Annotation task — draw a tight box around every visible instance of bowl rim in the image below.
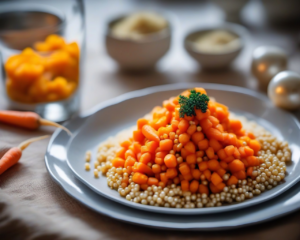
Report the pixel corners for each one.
[184,22,248,56]
[105,10,175,43]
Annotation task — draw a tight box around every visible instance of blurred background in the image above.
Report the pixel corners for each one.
[0,0,300,115]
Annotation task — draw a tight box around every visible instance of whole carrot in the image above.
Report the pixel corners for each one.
[0,135,49,175]
[0,110,71,135]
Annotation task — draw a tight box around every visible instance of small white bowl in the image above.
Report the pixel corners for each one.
[184,23,247,70]
[105,12,172,71]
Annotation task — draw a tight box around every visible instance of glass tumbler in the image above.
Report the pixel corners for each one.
[0,0,85,122]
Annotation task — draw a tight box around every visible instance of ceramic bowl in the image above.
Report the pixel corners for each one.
[105,12,171,71]
[184,23,247,70]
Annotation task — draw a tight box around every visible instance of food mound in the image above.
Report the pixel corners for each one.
[5,34,79,103]
[89,88,291,208]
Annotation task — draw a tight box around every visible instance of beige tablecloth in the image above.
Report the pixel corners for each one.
[1,0,300,239]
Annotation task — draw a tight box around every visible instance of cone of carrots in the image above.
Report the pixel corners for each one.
[0,110,72,135]
[0,135,49,175]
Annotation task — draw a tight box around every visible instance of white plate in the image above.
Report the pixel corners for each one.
[64,83,300,215]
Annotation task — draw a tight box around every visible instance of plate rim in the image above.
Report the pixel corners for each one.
[59,83,300,215]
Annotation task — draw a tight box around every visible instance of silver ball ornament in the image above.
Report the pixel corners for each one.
[268,71,300,110]
[251,46,288,87]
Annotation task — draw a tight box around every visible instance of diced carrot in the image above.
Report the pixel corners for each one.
[190,180,199,193]
[158,182,166,188]
[203,169,211,181]
[215,124,224,133]
[125,156,136,168]
[137,118,149,130]
[187,125,197,135]
[247,167,253,177]
[156,151,168,159]
[199,184,209,194]
[183,173,193,181]
[145,141,158,153]
[173,177,180,185]
[142,125,160,142]
[205,128,224,141]
[140,184,149,190]
[147,177,159,186]
[112,157,125,168]
[247,132,256,139]
[210,182,222,193]
[209,139,223,152]
[211,172,223,186]
[200,118,213,130]
[206,147,215,159]
[192,169,201,180]
[133,130,144,142]
[215,107,228,121]
[207,159,220,171]
[169,132,176,140]
[186,154,196,164]
[164,154,177,168]
[239,147,246,158]
[198,139,209,150]
[166,168,178,179]
[154,116,167,130]
[134,162,153,176]
[223,156,235,163]
[248,139,261,154]
[246,156,260,166]
[179,163,190,175]
[120,140,131,149]
[140,146,149,154]
[160,172,168,183]
[217,149,227,160]
[171,119,179,130]
[233,147,241,159]
[132,142,141,155]
[180,148,189,159]
[244,146,254,156]
[196,151,204,158]
[184,115,194,121]
[178,119,189,133]
[229,119,242,132]
[191,132,204,145]
[227,175,238,185]
[184,141,196,153]
[179,133,190,145]
[164,100,176,111]
[152,164,161,174]
[154,157,163,165]
[139,152,152,164]
[224,145,235,156]
[181,180,189,192]
[198,161,208,171]
[220,161,228,170]
[216,182,226,191]
[217,168,226,177]
[116,147,126,159]
[208,116,219,127]
[233,170,246,180]
[132,172,148,184]
[195,109,210,120]
[160,139,173,151]
[229,159,245,173]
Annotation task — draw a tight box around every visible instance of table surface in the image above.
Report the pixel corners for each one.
[1,0,300,239]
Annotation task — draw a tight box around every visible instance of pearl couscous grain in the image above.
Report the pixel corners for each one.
[85,113,291,208]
